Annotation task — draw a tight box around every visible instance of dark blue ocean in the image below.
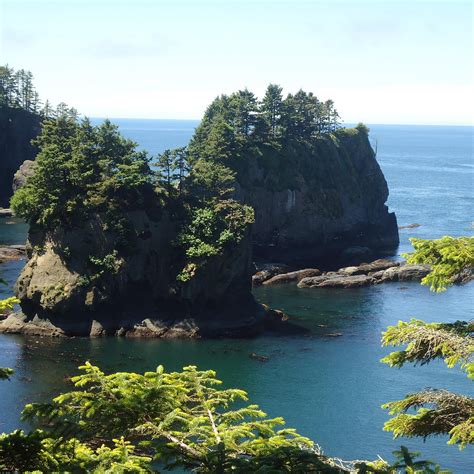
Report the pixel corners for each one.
[0,121,473,472]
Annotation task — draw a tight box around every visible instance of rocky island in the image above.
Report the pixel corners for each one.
[1,85,399,337]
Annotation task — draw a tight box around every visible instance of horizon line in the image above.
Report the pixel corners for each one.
[88,116,474,127]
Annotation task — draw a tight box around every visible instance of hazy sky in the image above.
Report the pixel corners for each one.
[1,0,473,124]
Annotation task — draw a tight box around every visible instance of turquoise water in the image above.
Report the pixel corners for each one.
[1,122,473,471]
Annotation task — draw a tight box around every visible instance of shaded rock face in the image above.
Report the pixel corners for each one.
[0,107,41,207]
[234,129,399,266]
[9,210,262,337]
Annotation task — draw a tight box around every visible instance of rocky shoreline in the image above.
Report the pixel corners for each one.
[253,258,433,288]
[0,305,306,339]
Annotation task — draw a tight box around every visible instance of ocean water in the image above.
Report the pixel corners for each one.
[0,122,473,472]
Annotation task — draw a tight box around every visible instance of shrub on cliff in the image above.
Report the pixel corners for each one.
[11,116,153,229]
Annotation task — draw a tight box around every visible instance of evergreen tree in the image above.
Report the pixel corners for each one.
[0,65,44,112]
[261,83,284,138]
[156,149,174,195]
[229,88,259,137]
[0,65,17,107]
[11,116,153,228]
[41,99,54,119]
[171,146,190,195]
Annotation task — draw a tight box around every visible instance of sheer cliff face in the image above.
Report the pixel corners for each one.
[234,128,399,265]
[0,107,40,207]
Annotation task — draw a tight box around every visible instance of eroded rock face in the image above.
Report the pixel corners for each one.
[6,210,262,337]
[235,129,399,266]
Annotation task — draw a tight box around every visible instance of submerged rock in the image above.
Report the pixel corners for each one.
[249,352,269,362]
[399,223,421,230]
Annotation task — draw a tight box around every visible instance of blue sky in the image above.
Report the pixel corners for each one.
[1,0,472,124]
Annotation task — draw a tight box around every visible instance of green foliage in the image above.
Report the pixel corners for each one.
[188,85,342,168]
[187,159,237,200]
[403,236,474,292]
[381,237,474,452]
[88,251,122,279]
[0,65,41,113]
[1,361,451,473]
[0,368,13,380]
[155,146,190,197]
[20,362,345,473]
[358,445,450,473]
[175,200,254,282]
[381,319,474,378]
[355,123,370,135]
[0,297,17,380]
[0,430,151,473]
[0,296,19,315]
[383,391,474,449]
[11,117,153,229]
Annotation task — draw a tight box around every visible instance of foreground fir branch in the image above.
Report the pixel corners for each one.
[403,236,474,292]
[383,390,474,448]
[0,347,450,472]
[382,236,474,452]
[21,362,349,473]
[382,319,474,378]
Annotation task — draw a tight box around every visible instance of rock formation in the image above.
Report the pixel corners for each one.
[3,210,263,337]
[234,128,399,266]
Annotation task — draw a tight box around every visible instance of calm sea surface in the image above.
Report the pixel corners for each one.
[0,122,473,471]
